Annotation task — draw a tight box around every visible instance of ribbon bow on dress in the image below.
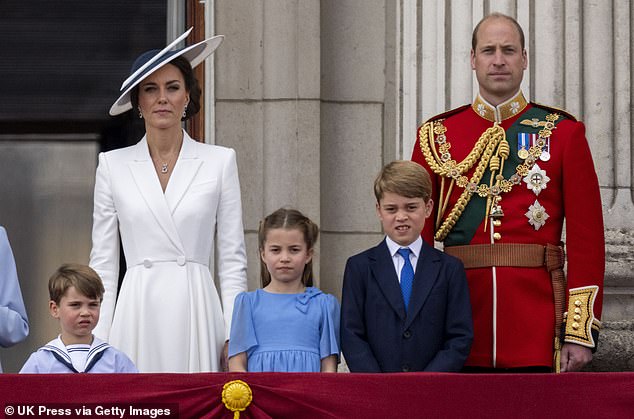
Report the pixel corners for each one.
[295,287,323,314]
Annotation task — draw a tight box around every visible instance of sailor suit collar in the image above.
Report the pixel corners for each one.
[42,335,110,373]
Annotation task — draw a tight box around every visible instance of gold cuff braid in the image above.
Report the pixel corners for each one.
[564,286,600,348]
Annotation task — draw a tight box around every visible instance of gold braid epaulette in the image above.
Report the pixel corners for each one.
[418,121,506,241]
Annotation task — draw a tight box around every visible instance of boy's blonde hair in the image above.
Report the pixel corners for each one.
[48,263,105,304]
[374,160,432,202]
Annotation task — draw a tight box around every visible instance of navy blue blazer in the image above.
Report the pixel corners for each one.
[341,238,473,372]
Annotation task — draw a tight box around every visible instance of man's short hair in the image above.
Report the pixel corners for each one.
[472,12,525,51]
[48,263,105,304]
[374,160,432,202]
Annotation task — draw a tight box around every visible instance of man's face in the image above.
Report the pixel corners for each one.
[471,17,527,105]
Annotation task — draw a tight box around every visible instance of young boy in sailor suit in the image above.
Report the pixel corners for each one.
[20,264,137,373]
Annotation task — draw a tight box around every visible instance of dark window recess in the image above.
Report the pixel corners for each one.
[0,0,166,150]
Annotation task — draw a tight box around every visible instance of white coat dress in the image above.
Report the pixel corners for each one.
[89,131,247,372]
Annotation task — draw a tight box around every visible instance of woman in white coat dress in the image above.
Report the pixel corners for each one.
[90,28,247,372]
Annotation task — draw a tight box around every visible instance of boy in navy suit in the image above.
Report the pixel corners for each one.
[341,160,472,372]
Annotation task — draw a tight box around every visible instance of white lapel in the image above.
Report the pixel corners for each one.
[164,131,203,214]
[127,137,184,252]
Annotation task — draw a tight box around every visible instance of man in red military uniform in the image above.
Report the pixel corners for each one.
[411,13,604,372]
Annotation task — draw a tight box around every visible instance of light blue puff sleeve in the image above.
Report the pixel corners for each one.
[228,292,258,357]
[319,294,341,360]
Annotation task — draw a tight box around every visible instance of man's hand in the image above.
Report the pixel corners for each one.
[560,343,592,372]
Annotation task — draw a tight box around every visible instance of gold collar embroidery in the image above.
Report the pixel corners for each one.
[472,91,528,123]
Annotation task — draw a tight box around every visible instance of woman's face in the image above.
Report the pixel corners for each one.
[137,63,189,130]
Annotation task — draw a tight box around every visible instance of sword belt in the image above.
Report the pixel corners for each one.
[444,243,564,271]
[445,242,567,372]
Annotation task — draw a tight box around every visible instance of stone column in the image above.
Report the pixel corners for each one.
[319,0,388,298]
[214,0,321,290]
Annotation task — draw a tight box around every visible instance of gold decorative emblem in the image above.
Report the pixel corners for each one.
[523,164,550,196]
[520,113,559,130]
[521,118,542,128]
[222,380,253,419]
[525,200,549,230]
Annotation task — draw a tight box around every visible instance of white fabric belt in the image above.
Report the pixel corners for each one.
[132,257,208,269]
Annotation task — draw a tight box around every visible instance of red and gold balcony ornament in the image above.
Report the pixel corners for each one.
[222,380,253,419]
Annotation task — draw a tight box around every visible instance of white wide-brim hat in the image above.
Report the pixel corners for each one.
[109,27,223,116]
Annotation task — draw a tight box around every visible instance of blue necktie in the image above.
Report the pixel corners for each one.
[397,248,414,311]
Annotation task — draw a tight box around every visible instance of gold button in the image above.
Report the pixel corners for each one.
[572,322,579,330]
[574,314,581,321]
[493,232,501,240]
[574,308,581,314]
[575,300,582,306]
[493,220,502,227]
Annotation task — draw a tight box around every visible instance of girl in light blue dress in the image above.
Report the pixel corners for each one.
[228,208,340,372]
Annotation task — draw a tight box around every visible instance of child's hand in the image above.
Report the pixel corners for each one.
[220,340,229,372]
[228,351,248,372]
[320,355,338,372]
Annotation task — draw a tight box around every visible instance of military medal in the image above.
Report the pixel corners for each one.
[531,135,551,161]
[520,113,560,162]
[517,133,535,160]
[539,138,551,161]
[525,200,549,230]
[523,164,550,195]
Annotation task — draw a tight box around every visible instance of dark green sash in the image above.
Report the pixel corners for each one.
[443,107,563,246]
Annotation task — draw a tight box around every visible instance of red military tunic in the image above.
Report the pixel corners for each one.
[411,91,604,368]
